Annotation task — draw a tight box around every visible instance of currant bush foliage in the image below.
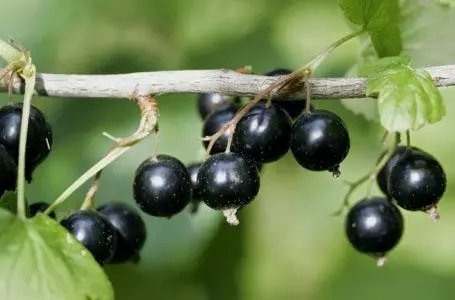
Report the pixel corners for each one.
[338,0,401,57]
[0,209,114,300]
[360,55,445,131]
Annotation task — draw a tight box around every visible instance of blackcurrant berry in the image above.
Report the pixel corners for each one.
[0,103,53,182]
[265,68,313,119]
[133,155,192,217]
[187,162,204,213]
[388,151,446,218]
[97,202,147,264]
[232,102,292,163]
[290,110,350,174]
[28,201,56,219]
[60,210,117,265]
[202,105,237,154]
[0,144,17,194]
[197,93,241,120]
[345,197,404,266]
[376,146,423,198]
[197,152,260,225]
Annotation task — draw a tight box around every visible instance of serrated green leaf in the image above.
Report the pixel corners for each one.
[0,209,114,300]
[338,0,402,56]
[359,55,410,77]
[342,0,455,120]
[363,58,445,131]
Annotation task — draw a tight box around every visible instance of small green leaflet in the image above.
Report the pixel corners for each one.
[0,209,114,300]
[359,56,445,132]
[337,0,402,57]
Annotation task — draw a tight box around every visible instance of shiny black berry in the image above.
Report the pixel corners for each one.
[97,202,147,264]
[60,210,117,265]
[388,150,446,218]
[197,153,260,225]
[0,103,53,182]
[202,105,237,154]
[290,110,350,174]
[133,155,192,217]
[0,144,17,195]
[265,68,313,119]
[346,197,404,265]
[376,146,423,198]
[28,201,56,219]
[232,102,292,164]
[197,93,241,120]
[187,162,204,213]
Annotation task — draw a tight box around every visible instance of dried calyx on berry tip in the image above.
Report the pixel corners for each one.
[197,152,260,225]
[345,197,404,267]
[290,109,350,175]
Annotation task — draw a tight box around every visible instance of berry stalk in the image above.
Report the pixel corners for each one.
[203,29,365,154]
[16,64,36,219]
[80,95,159,210]
[366,133,400,197]
[299,29,365,73]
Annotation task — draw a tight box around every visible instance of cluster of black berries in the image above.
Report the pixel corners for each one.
[131,68,351,227]
[346,146,446,264]
[128,68,447,266]
[0,103,148,266]
[0,103,52,196]
[0,103,57,220]
[8,68,445,268]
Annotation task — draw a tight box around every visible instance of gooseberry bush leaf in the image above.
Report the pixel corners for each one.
[0,209,114,300]
[359,56,445,131]
[337,0,402,57]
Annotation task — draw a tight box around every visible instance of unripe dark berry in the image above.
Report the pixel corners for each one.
[197,152,260,225]
[388,150,446,219]
[60,210,117,265]
[187,162,204,214]
[133,155,192,218]
[345,197,404,266]
[0,103,53,182]
[232,102,292,164]
[202,105,237,154]
[98,202,147,264]
[290,110,350,175]
[0,144,17,195]
[265,68,313,119]
[197,93,241,120]
[28,201,56,219]
[376,146,423,198]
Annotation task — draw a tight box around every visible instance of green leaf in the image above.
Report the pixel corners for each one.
[341,0,455,120]
[0,209,114,300]
[362,57,445,131]
[338,0,402,57]
[369,25,402,57]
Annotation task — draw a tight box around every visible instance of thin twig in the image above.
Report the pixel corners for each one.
[0,65,454,100]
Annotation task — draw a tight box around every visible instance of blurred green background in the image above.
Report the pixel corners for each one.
[2,0,455,299]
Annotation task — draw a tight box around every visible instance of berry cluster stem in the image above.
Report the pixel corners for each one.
[334,132,400,215]
[44,94,159,214]
[16,75,35,219]
[366,133,400,197]
[203,29,365,154]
